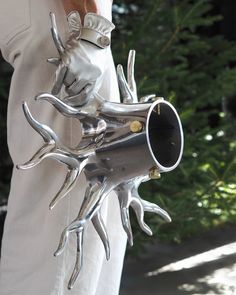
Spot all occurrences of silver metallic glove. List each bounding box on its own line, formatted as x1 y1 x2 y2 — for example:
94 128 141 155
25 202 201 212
48 11 115 105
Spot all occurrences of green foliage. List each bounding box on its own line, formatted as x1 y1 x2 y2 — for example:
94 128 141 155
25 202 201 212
112 0 236 250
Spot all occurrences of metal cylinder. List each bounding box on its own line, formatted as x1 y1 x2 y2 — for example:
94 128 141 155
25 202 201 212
88 99 183 184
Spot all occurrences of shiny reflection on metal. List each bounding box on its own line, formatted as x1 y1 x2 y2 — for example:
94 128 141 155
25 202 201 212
18 49 183 289
117 50 138 103
48 12 115 104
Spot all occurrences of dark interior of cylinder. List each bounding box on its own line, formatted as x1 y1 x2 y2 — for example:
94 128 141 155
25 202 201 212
148 103 182 168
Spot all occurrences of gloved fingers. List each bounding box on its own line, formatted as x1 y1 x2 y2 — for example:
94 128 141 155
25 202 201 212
52 65 67 95
47 57 61 67
68 230 83 290
117 64 133 103
64 91 90 107
127 50 137 102
63 71 76 87
65 79 90 96
65 80 94 103
50 12 65 55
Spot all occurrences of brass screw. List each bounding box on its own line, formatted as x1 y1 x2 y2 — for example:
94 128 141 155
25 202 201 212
149 167 161 179
130 120 143 133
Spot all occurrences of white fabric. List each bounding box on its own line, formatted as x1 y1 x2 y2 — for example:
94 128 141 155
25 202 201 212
0 0 127 294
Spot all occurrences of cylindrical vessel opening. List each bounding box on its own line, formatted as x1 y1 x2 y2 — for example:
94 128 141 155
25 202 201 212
146 100 183 171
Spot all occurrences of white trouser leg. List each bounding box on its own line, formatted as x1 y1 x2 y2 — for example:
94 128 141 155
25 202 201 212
0 0 126 294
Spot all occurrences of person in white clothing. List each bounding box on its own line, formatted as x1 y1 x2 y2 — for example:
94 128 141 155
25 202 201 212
0 0 127 294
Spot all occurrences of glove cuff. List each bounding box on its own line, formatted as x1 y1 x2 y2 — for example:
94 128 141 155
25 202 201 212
67 11 115 49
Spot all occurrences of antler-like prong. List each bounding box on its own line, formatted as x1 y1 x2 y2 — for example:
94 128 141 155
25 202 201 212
16 143 55 170
117 64 133 103
127 50 138 103
35 93 84 117
50 12 65 56
92 211 110 260
130 197 153 236
68 230 83 290
54 227 71 257
49 167 80 210
17 103 59 170
22 102 59 142
140 199 172 223
116 176 171 242
47 154 88 209
120 206 133 246
117 50 138 103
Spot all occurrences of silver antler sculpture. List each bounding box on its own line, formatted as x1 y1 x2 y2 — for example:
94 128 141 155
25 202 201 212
17 14 184 290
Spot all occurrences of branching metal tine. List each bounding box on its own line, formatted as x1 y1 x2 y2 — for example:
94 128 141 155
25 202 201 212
35 93 84 117
117 64 133 103
120 207 133 246
22 102 59 143
127 50 138 102
55 219 83 259
116 183 133 245
141 199 172 223
78 180 113 219
16 143 55 170
45 151 80 168
131 198 153 236
83 185 93 202
68 230 83 290
50 12 65 55
92 211 110 260
78 182 99 216
49 167 80 210
54 227 70 257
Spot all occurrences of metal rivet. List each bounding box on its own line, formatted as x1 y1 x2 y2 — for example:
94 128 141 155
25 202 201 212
149 167 161 179
99 36 110 47
130 120 143 133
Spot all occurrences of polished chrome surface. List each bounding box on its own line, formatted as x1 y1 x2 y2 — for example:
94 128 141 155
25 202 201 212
18 44 184 289
48 12 115 104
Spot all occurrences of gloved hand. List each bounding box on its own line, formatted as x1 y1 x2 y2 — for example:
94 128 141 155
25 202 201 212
48 11 115 105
